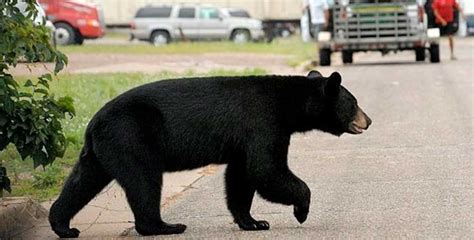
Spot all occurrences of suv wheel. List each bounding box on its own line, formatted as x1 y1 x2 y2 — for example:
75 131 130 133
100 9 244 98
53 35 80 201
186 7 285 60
231 29 250 44
54 23 75 45
150 31 170 46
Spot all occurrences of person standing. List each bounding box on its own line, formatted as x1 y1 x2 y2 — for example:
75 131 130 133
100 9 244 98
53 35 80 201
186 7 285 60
432 0 465 60
303 0 330 41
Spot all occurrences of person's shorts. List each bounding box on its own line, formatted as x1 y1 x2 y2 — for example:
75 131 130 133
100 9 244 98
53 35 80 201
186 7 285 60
439 22 455 35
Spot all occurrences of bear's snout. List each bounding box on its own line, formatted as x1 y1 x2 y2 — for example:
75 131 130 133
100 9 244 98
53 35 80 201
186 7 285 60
348 107 371 134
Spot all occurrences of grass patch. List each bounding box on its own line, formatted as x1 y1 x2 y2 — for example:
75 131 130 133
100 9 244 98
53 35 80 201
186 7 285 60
2 68 266 201
59 36 316 67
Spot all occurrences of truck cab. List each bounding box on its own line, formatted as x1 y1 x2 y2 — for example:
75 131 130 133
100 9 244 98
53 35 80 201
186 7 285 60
38 0 105 45
319 0 440 65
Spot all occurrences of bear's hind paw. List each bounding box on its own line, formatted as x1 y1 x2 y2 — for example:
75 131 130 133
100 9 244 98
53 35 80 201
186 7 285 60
238 220 270 231
53 227 80 238
136 222 187 236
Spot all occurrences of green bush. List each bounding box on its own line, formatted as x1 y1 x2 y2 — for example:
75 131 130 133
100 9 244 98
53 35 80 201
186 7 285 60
0 0 73 195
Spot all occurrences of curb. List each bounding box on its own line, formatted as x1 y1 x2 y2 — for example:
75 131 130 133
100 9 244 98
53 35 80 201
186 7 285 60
0 197 48 239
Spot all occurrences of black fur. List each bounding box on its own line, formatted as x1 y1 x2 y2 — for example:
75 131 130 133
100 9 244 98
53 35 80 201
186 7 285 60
49 71 364 238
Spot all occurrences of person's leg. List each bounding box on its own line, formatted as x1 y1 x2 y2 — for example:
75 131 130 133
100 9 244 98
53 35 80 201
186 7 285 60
448 23 456 60
449 35 456 60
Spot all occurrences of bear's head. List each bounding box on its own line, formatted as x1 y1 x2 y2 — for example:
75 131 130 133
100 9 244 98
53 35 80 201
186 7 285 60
306 70 372 136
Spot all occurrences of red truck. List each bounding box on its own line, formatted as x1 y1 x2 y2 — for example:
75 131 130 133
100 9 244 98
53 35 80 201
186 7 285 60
38 0 105 45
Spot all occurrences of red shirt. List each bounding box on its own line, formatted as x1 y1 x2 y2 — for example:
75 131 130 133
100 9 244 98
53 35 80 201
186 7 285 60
432 0 459 23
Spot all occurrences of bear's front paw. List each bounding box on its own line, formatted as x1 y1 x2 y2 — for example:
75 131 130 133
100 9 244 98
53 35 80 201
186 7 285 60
293 205 309 224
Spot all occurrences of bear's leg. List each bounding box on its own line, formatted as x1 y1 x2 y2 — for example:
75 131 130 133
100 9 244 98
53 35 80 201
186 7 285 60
253 167 311 224
115 168 187 236
247 138 311 224
225 161 270 231
49 149 113 238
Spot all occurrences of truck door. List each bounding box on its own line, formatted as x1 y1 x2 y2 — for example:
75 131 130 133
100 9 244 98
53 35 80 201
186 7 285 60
197 6 228 39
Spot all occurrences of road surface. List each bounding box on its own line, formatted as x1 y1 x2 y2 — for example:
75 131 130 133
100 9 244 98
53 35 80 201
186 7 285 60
17 38 473 239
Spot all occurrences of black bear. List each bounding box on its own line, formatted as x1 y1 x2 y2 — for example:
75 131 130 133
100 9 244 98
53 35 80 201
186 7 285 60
49 71 371 238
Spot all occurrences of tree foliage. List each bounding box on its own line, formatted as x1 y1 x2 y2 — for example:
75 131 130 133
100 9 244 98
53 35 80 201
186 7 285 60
1 0 75 194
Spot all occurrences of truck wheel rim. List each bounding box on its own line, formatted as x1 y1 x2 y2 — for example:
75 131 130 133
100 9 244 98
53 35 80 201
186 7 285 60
55 28 70 45
153 35 167 46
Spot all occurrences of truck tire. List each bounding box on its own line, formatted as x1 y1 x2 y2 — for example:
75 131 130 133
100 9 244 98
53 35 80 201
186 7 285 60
231 29 250 44
342 50 353 64
319 48 331 66
54 23 75 45
150 31 170 46
415 47 425 61
429 43 440 63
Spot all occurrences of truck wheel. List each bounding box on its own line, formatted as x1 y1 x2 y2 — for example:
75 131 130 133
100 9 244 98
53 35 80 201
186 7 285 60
342 50 353 64
150 31 170 46
54 23 75 45
231 29 250 44
429 43 440 63
415 47 425 61
319 48 331 66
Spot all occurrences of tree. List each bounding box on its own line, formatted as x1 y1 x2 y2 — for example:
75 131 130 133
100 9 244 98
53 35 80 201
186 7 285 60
0 0 75 196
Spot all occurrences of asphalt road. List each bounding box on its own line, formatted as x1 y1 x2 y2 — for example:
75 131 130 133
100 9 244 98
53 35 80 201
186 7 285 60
140 39 473 239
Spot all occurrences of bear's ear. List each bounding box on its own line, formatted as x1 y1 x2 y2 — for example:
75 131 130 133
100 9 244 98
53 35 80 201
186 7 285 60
325 72 342 97
307 70 323 80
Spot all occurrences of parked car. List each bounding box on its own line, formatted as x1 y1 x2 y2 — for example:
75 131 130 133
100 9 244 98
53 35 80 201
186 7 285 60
38 0 105 45
130 4 265 45
16 0 56 46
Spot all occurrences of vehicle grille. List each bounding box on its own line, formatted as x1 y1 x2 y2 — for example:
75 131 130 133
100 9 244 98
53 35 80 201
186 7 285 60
333 3 423 44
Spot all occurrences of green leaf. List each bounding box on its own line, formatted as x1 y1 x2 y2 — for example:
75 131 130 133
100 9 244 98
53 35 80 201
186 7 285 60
57 96 75 115
24 79 34 87
34 88 49 95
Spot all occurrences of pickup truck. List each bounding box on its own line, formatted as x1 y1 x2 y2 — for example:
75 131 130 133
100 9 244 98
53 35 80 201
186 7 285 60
318 0 440 65
39 0 105 45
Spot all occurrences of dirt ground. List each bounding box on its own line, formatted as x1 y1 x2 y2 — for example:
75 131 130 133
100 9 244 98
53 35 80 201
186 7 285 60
10 52 302 76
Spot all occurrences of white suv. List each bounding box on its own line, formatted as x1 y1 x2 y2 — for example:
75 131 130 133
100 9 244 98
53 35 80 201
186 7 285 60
130 5 265 45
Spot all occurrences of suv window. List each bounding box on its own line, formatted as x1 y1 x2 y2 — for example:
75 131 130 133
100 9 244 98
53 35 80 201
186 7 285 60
135 7 172 18
178 7 195 18
199 7 219 19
